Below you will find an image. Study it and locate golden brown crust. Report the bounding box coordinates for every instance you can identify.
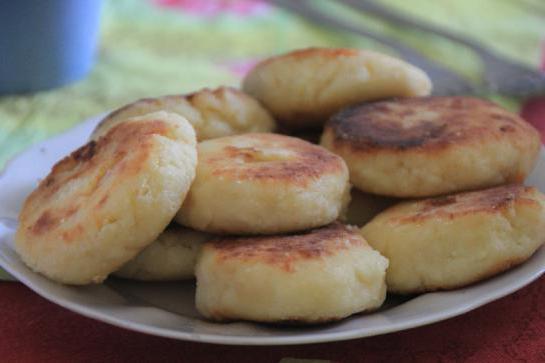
[184,86,236,101]
[98,88,243,131]
[21,120,170,241]
[16,112,198,285]
[203,133,345,186]
[208,223,364,272]
[325,97,539,153]
[97,99,169,131]
[392,185,540,224]
[361,184,545,295]
[95,86,275,140]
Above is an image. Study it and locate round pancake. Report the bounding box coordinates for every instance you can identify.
[343,189,398,227]
[321,97,541,197]
[242,47,431,130]
[15,111,197,285]
[92,86,275,142]
[114,225,212,281]
[176,133,350,235]
[196,222,388,323]
[360,185,545,294]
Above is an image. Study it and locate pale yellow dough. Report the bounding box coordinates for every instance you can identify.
[15,112,197,285]
[196,223,389,323]
[92,86,275,141]
[243,47,431,129]
[360,185,545,294]
[114,225,212,281]
[176,133,350,235]
[322,97,541,197]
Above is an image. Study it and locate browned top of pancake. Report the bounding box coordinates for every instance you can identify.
[19,119,172,241]
[101,99,169,128]
[185,86,247,102]
[208,223,365,272]
[96,86,248,133]
[201,133,346,185]
[391,185,541,223]
[325,97,538,152]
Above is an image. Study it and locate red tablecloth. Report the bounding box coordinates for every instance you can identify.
[2,100,545,363]
[1,277,544,363]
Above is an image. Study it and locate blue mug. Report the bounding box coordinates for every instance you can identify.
[0,0,102,94]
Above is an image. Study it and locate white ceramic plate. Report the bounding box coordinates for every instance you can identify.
[0,116,544,345]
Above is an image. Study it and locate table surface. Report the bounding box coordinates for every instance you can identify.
[1,1,545,361]
[1,278,543,363]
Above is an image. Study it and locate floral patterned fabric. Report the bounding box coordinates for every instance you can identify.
[0,0,544,167]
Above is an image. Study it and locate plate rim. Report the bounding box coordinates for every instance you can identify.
[1,241,543,345]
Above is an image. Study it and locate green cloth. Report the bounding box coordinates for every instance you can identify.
[0,0,543,279]
[1,0,544,167]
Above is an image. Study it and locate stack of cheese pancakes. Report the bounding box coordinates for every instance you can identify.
[15,48,545,325]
